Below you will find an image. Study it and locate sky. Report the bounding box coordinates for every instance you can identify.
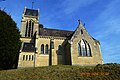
[0,0,120,64]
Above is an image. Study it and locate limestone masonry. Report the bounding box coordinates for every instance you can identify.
[18,7,103,67]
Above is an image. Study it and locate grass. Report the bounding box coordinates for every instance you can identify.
[0,63,120,80]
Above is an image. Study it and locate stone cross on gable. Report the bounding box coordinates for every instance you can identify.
[78,19,81,24]
[78,19,80,24]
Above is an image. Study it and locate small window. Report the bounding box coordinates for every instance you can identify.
[26,55,28,60]
[81,29,83,34]
[23,55,25,60]
[29,55,31,60]
[32,55,34,60]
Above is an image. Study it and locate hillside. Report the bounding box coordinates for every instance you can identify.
[0,63,119,80]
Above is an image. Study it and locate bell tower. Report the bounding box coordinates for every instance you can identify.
[20,7,39,38]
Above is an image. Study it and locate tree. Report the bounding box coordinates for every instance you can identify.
[0,10,20,69]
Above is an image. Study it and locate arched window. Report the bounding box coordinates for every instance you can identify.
[28,20,31,37]
[31,22,34,37]
[81,39,86,56]
[78,43,81,56]
[25,21,28,37]
[78,39,91,57]
[45,44,48,54]
[25,20,34,37]
[86,44,91,56]
[41,44,44,54]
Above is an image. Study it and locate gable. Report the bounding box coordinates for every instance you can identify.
[69,21,99,44]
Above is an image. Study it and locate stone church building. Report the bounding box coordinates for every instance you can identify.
[18,7,103,67]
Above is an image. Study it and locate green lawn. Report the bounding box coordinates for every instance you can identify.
[0,64,119,80]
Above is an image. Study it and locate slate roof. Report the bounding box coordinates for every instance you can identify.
[22,43,35,52]
[25,8,38,16]
[39,28,73,38]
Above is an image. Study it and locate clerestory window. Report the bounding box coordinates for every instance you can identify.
[41,44,44,54]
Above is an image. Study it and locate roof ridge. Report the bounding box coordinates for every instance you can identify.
[42,28,73,32]
[39,28,74,38]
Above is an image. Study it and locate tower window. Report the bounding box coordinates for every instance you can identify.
[25,20,34,37]
[28,20,31,37]
[25,21,28,37]
[31,22,34,37]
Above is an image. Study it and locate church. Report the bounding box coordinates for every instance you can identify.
[18,7,103,67]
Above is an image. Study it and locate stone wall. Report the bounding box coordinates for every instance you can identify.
[18,52,35,67]
[36,37,65,66]
[70,23,103,66]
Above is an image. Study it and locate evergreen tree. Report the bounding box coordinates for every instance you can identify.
[0,10,20,69]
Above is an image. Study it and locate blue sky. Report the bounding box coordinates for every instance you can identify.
[0,0,120,64]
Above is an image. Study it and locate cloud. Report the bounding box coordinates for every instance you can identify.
[62,0,97,14]
[99,39,120,63]
[93,0,120,63]
[94,0,120,38]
